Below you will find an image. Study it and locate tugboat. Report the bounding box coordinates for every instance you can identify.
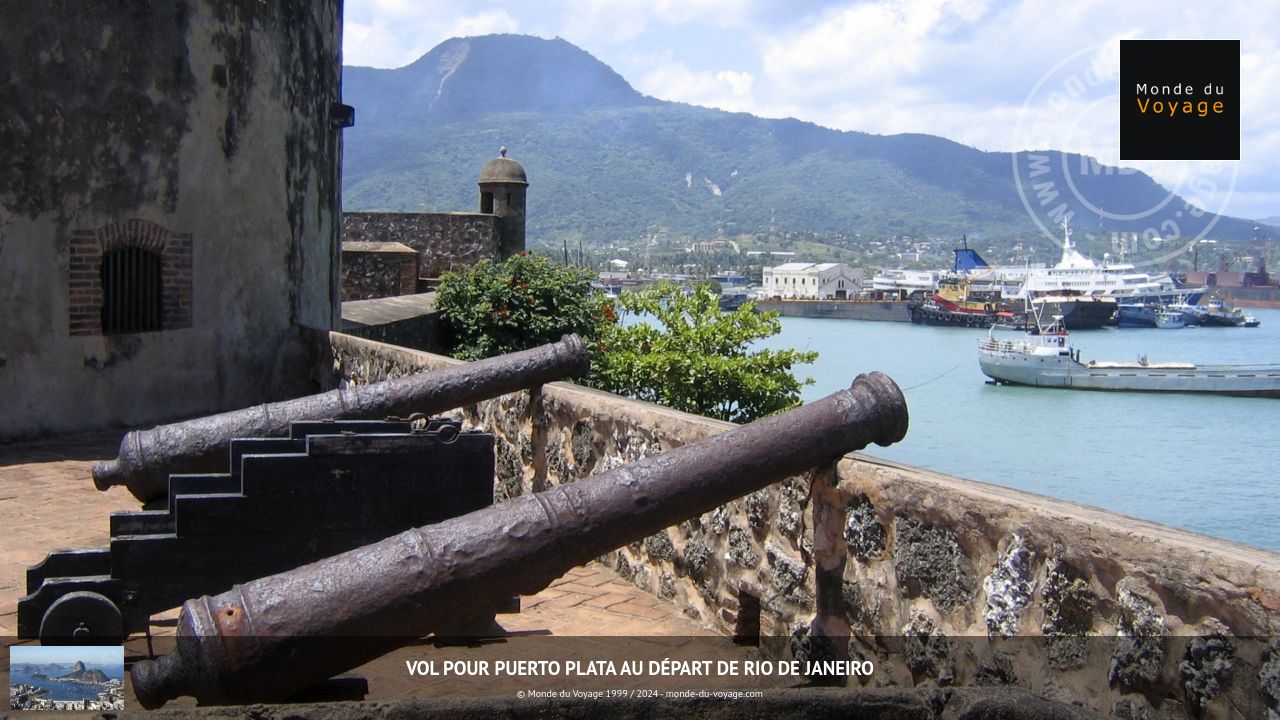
[1167,298,1250,327]
[909,277,1000,327]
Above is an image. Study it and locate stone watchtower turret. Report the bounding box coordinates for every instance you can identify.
[478,147,527,259]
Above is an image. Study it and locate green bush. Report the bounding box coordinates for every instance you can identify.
[435,254,604,360]
[587,283,816,423]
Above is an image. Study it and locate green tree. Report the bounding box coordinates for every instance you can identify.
[435,254,604,360]
[588,283,816,423]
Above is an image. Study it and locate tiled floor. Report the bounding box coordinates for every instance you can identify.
[1,431,724,706]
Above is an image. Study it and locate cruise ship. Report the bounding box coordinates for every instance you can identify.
[960,223,1205,306]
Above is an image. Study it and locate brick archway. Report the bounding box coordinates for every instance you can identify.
[68,219,193,336]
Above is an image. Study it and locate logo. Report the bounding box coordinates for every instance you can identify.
[1011,42,1238,268]
[1120,40,1240,161]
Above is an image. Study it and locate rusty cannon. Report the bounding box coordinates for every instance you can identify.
[93,335,590,503]
[130,372,908,708]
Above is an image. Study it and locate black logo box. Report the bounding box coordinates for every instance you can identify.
[1120,39,1239,160]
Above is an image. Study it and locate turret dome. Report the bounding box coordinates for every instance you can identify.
[479,147,527,185]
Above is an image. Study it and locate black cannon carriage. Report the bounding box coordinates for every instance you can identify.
[19,418,496,644]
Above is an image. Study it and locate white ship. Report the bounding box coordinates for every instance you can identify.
[962,223,1205,306]
[977,321,1280,397]
[869,268,938,295]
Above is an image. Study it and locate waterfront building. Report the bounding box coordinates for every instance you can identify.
[762,262,865,299]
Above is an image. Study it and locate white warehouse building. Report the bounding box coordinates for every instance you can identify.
[762,262,866,299]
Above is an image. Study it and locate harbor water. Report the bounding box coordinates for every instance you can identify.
[756,307,1280,552]
[8,667,125,702]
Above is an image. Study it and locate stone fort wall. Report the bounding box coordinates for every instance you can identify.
[0,1,343,439]
[325,332,1280,719]
[343,212,501,280]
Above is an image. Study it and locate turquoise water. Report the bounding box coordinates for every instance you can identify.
[756,307,1280,551]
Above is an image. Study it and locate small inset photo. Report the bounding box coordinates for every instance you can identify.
[9,645,125,711]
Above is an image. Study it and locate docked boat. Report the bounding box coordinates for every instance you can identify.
[870,268,939,295]
[1154,308,1187,329]
[754,296,913,322]
[977,322,1280,397]
[1116,303,1158,328]
[909,277,1000,327]
[1115,295,1200,328]
[1198,299,1247,327]
[1029,292,1116,329]
[959,223,1206,306]
[718,286,752,311]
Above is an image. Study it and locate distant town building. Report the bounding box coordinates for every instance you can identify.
[762,263,865,299]
[688,239,739,254]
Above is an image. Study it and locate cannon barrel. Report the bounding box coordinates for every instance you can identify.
[131,372,908,708]
[93,335,590,503]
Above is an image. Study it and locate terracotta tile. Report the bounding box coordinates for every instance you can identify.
[607,602,670,620]
[582,592,634,609]
[538,591,592,610]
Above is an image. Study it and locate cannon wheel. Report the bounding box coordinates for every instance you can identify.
[39,591,124,645]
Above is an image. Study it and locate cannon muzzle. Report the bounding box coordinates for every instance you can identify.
[131,372,907,707]
[93,335,590,502]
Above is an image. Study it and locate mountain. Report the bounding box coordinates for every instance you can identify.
[58,661,109,683]
[44,661,109,684]
[344,35,656,128]
[17,663,75,674]
[341,34,1259,248]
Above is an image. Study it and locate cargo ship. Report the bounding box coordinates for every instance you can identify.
[977,322,1280,398]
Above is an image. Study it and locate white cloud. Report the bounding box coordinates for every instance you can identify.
[759,0,993,103]
[343,2,521,68]
[638,61,759,113]
[555,0,758,51]
[341,0,1280,219]
[447,10,520,38]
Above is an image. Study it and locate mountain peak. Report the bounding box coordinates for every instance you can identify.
[347,34,654,126]
[342,36,1260,241]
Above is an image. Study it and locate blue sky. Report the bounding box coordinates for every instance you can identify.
[10,645,124,667]
[343,1,1279,222]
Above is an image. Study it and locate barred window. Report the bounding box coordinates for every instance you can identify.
[100,246,163,334]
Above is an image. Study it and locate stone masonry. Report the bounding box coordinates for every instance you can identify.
[343,212,500,280]
[325,331,1280,719]
[340,241,419,301]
